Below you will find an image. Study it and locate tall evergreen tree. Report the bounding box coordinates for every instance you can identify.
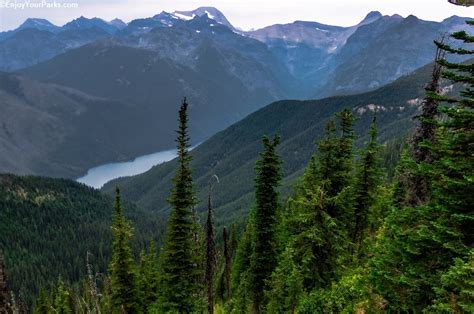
[51,278,73,314]
[158,98,202,312]
[231,222,253,295]
[137,242,159,312]
[266,156,343,312]
[231,222,254,313]
[222,227,232,301]
[371,22,474,311]
[205,177,218,314]
[109,188,138,313]
[352,116,381,252]
[33,288,50,314]
[317,119,339,194]
[230,224,238,259]
[249,135,282,312]
[400,44,446,207]
[431,22,474,255]
[265,110,359,311]
[317,111,356,227]
[332,109,356,197]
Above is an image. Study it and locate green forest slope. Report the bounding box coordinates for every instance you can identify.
[0,174,165,302]
[103,62,437,227]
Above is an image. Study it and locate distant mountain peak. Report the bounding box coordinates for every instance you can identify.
[65,16,98,27]
[173,7,234,30]
[358,11,383,26]
[365,11,383,20]
[18,18,60,33]
[63,16,120,34]
[109,18,127,29]
[402,15,422,25]
[406,14,419,20]
[22,18,54,25]
[442,15,471,24]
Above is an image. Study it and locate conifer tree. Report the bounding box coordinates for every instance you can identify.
[205,177,218,314]
[231,222,253,296]
[34,288,50,314]
[265,247,303,313]
[431,22,474,255]
[316,111,355,226]
[332,109,355,197]
[399,44,446,207]
[266,155,343,312]
[265,111,359,311]
[371,22,474,311]
[52,278,73,314]
[231,222,254,313]
[230,224,238,258]
[158,98,202,312]
[352,116,381,252]
[222,227,232,301]
[249,135,282,312]
[314,112,356,253]
[109,188,138,313]
[317,119,339,193]
[137,242,158,312]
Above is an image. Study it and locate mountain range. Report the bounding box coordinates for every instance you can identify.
[0,7,471,179]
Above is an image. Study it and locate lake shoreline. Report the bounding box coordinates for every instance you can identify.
[77,148,178,189]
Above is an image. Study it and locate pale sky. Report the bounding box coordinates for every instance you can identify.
[0,0,473,32]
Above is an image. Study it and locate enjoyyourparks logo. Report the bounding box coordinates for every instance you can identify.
[0,0,79,9]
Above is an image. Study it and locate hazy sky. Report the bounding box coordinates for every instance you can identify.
[0,0,472,31]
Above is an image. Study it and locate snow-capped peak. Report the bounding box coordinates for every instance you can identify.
[172,7,234,30]
[172,12,196,21]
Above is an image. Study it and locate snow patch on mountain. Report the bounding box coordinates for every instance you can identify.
[173,12,195,20]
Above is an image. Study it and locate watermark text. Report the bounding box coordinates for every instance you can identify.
[0,0,79,9]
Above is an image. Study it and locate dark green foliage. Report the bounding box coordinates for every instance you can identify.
[317,110,356,236]
[158,98,203,312]
[279,159,342,290]
[109,188,138,313]
[265,112,359,312]
[137,242,159,312]
[249,136,282,312]
[265,247,303,313]
[222,227,231,301]
[430,252,474,313]
[33,288,50,314]
[296,267,376,313]
[402,44,446,207]
[51,278,73,314]
[332,109,356,196]
[205,182,217,314]
[230,222,253,312]
[352,116,381,252]
[229,224,238,259]
[0,175,164,306]
[370,21,473,312]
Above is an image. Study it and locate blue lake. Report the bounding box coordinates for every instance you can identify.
[77,148,177,188]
